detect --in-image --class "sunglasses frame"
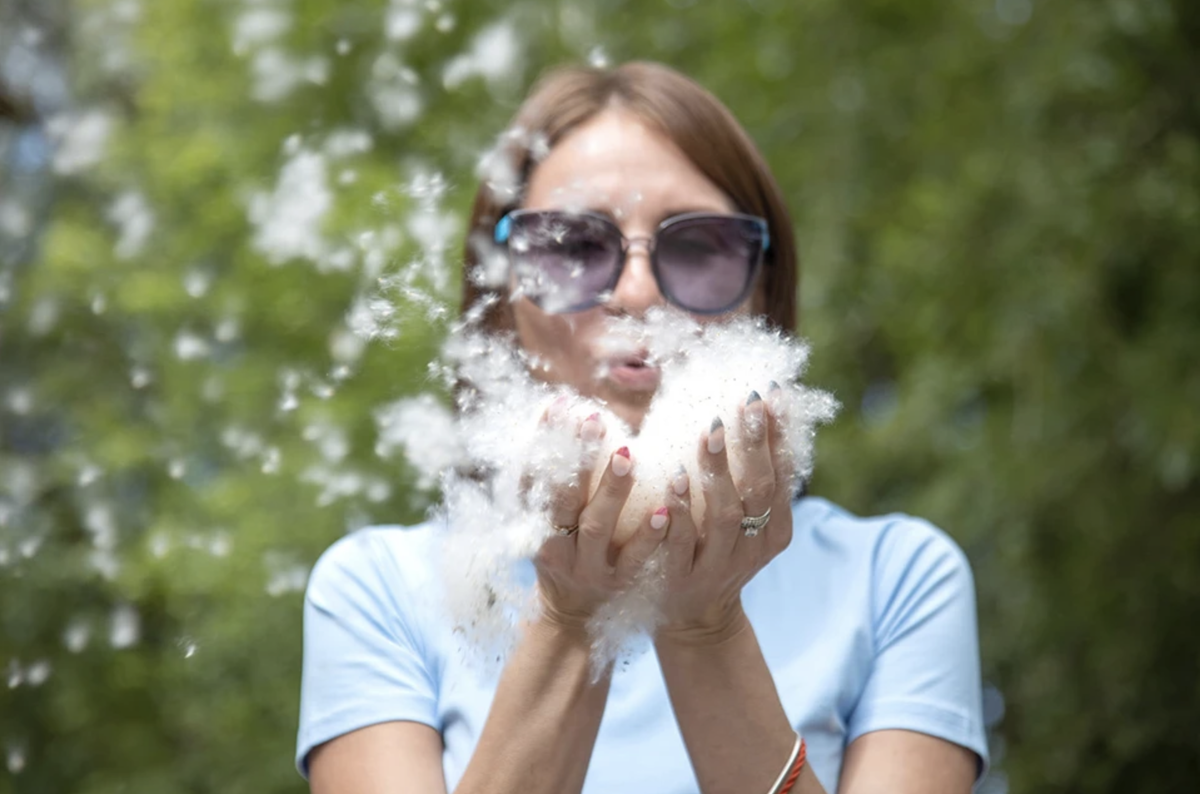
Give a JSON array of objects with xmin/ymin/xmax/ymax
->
[{"xmin": 493, "ymin": 209, "xmax": 771, "ymax": 315}]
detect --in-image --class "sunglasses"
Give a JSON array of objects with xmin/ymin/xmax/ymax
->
[{"xmin": 493, "ymin": 209, "xmax": 770, "ymax": 315}]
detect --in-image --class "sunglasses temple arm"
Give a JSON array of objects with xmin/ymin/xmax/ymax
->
[{"xmin": 494, "ymin": 214, "xmax": 512, "ymax": 244}]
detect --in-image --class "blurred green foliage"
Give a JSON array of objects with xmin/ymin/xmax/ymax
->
[{"xmin": 1, "ymin": 0, "xmax": 1197, "ymax": 792}]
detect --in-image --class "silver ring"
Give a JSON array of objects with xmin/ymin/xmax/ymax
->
[
  {"xmin": 550, "ymin": 521, "xmax": 579, "ymax": 537},
  {"xmin": 740, "ymin": 506, "xmax": 771, "ymax": 537}
]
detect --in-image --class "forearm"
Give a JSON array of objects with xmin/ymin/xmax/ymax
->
[
  {"xmin": 655, "ymin": 606, "xmax": 825, "ymax": 794},
  {"xmin": 454, "ymin": 617, "xmax": 610, "ymax": 794}
]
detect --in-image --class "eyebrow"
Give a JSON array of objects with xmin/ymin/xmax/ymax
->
[
  {"xmin": 578, "ymin": 205, "xmax": 733, "ymax": 226},
  {"xmin": 657, "ymin": 206, "xmax": 732, "ymax": 221}
]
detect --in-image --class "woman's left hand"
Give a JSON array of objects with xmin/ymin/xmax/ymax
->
[{"xmin": 657, "ymin": 387, "xmax": 795, "ymax": 643}]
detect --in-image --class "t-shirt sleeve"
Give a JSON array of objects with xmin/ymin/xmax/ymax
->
[
  {"xmin": 846, "ymin": 518, "xmax": 989, "ymax": 777},
  {"xmin": 295, "ymin": 529, "xmax": 440, "ymax": 779}
]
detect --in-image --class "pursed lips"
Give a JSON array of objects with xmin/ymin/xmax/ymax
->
[{"xmin": 599, "ymin": 351, "xmax": 662, "ymax": 392}]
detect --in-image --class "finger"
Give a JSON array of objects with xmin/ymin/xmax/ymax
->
[
  {"xmin": 526, "ymin": 395, "xmax": 569, "ymax": 510},
  {"xmin": 536, "ymin": 532, "xmax": 577, "ymax": 572},
  {"xmin": 736, "ymin": 391, "xmax": 777, "ymax": 520},
  {"xmin": 764, "ymin": 382, "xmax": 796, "ymax": 552},
  {"xmin": 664, "ymin": 466, "xmax": 698, "ymax": 579},
  {"xmin": 546, "ymin": 412, "xmax": 605, "ymax": 530},
  {"xmin": 614, "ymin": 506, "xmax": 669, "ymax": 587},
  {"xmin": 575, "ymin": 446, "xmax": 635, "ymax": 579},
  {"xmin": 545, "ymin": 393, "xmax": 570, "ymax": 422},
  {"xmin": 695, "ymin": 417, "xmax": 745, "ymax": 567},
  {"xmin": 766, "ymin": 380, "xmax": 796, "ymax": 496}
]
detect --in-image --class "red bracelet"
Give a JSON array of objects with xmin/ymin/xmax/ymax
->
[{"xmin": 776, "ymin": 737, "xmax": 807, "ymax": 794}]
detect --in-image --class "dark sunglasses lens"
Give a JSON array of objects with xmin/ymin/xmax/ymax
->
[
  {"xmin": 656, "ymin": 217, "xmax": 764, "ymax": 313},
  {"xmin": 508, "ymin": 213, "xmax": 621, "ymax": 312}
]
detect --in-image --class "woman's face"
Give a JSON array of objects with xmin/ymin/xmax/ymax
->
[{"xmin": 511, "ymin": 107, "xmax": 759, "ymax": 432}]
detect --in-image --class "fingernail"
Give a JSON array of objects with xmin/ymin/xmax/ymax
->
[
  {"xmin": 544, "ymin": 395, "xmax": 566, "ymax": 426},
  {"xmin": 580, "ymin": 412, "xmax": 603, "ymax": 442},
  {"xmin": 547, "ymin": 394, "xmax": 569, "ymax": 423},
  {"xmin": 672, "ymin": 465, "xmax": 690, "ymax": 496},
  {"xmin": 707, "ymin": 418, "xmax": 725, "ymax": 455},
  {"xmin": 766, "ymin": 381, "xmax": 782, "ymax": 416},
  {"xmin": 745, "ymin": 392, "xmax": 765, "ymax": 426},
  {"xmin": 650, "ymin": 507, "xmax": 669, "ymax": 531},
  {"xmin": 612, "ymin": 446, "xmax": 632, "ymax": 477}
]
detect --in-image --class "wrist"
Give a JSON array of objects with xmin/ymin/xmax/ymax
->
[
  {"xmin": 532, "ymin": 606, "xmax": 593, "ymax": 639},
  {"xmin": 656, "ymin": 598, "xmax": 750, "ymax": 648},
  {"xmin": 524, "ymin": 612, "xmax": 614, "ymax": 688},
  {"xmin": 535, "ymin": 579, "xmax": 600, "ymax": 633}
]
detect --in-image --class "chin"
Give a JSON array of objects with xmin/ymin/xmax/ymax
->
[{"xmin": 608, "ymin": 397, "xmax": 651, "ymax": 435}]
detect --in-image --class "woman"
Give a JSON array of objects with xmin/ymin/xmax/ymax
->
[{"xmin": 297, "ymin": 62, "xmax": 988, "ymax": 793}]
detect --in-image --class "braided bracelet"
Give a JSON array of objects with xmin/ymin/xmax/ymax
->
[
  {"xmin": 777, "ymin": 735, "xmax": 807, "ymax": 794},
  {"xmin": 767, "ymin": 732, "xmax": 807, "ymax": 794}
]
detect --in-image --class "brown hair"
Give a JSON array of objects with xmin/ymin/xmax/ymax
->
[{"xmin": 460, "ymin": 61, "xmax": 798, "ymax": 333}]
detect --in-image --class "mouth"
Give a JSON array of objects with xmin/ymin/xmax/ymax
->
[{"xmin": 601, "ymin": 351, "xmax": 662, "ymax": 392}]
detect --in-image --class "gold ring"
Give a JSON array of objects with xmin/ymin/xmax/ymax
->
[{"xmin": 550, "ymin": 521, "xmax": 579, "ymax": 537}]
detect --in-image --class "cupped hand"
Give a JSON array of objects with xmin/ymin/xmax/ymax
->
[
  {"xmin": 532, "ymin": 406, "xmax": 668, "ymax": 630},
  {"xmin": 657, "ymin": 386, "xmax": 796, "ymax": 643}
]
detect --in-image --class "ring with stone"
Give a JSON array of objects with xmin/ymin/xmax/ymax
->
[
  {"xmin": 550, "ymin": 521, "xmax": 579, "ymax": 538},
  {"xmin": 740, "ymin": 506, "xmax": 771, "ymax": 537}
]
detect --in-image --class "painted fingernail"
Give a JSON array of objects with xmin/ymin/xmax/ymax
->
[
  {"xmin": 612, "ymin": 446, "xmax": 632, "ymax": 477},
  {"xmin": 547, "ymin": 394, "xmax": 569, "ymax": 424},
  {"xmin": 672, "ymin": 465, "xmax": 690, "ymax": 496},
  {"xmin": 766, "ymin": 381, "xmax": 782, "ymax": 416},
  {"xmin": 707, "ymin": 418, "xmax": 725, "ymax": 455},
  {"xmin": 580, "ymin": 412, "xmax": 603, "ymax": 442},
  {"xmin": 650, "ymin": 506, "xmax": 669, "ymax": 531},
  {"xmin": 745, "ymin": 391, "xmax": 765, "ymax": 426}
]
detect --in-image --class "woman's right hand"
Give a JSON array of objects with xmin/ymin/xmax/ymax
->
[{"xmin": 532, "ymin": 410, "xmax": 669, "ymax": 629}]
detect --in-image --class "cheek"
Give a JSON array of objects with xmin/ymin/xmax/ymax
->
[
  {"xmin": 750, "ymin": 282, "xmax": 769, "ymax": 317},
  {"xmin": 694, "ymin": 281, "xmax": 768, "ymax": 327},
  {"xmin": 512, "ymin": 302, "xmax": 601, "ymax": 374},
  {"xmin": 744, "ymin": 271, "xmax": 770, "ymax": 318}
]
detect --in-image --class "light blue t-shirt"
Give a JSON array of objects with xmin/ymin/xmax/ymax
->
[{"xmin": 297, "ymin": 496, "xmax": 989, "ymax": 792}]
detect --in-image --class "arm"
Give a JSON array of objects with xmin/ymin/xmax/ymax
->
[
  {"xmin": 655, "ymin": 606, "xmax": 827, "ymax": 794},
  {"xmin": 838, "ymin": 730, "xmax": 975, "ymax": 793},
  {"xmin": 838, "ymin": 517, "xmax": 987, "ymax": 792},
  {"xmin": 653, "ymin": 395, "xmax": 826, "ymax": 794},
  {"xmin": 654, "ymin": 394, "xmax": 982, "ymax": 794},
  {"xmin": 656, "ymin": 614, "xmax": 975, "ymax": 794},
  {"xmin": 303, "ymin": 423, "xmax": 667, "ymax": 794},
  {"xmin": 310, "ymin": 617, "xmax": 611, "ymax": 794}
]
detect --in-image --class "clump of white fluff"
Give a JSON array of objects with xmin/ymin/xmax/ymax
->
[
  {"xmin": 391, "ymin": 309, "xmax": 838, "ymax": 674},
  {"xmin": 585, "ymin": 310, "xmax": 839, "ymax": 545}
]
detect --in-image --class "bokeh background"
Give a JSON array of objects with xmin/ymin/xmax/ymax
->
[{"xmin": 2, "ymin": 0, "xmax": 1198, "ymax": 792}]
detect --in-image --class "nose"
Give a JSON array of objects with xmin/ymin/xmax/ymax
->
[{"xmin": 607, "ymin": 239, "xmax": 664, "ymax": 316}]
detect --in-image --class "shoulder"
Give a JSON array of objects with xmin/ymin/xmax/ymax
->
[
  {"xmin": 791, "ymin": 495, "xmax": 973, "ymax": 583},
  {"xmin": 790, "ymin": 500, "xmax": 988, "ymax": 773},
  {"xmin": 297, "ymin": 519, "xmax": 448, "ymax": 778},
  {"xmin": 779, "ymin": 495, "xmax": 978, "ymax": 640},
  {"xmin": 305, "ymin": 518, "xmax": 446, "ymax": 617}
]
